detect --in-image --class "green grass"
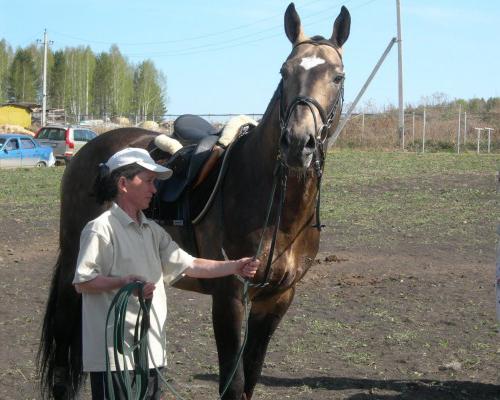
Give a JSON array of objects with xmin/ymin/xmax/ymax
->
[
  {"xmin": 0, "ymin": 167, "xmax": 64, "ymax": 222},
  {"xmin": 1, "ymin": 151, "xmax": 499, "ymax": 251},
  {"xmin": 322, "ymin": 150, "xmax": 500, "ymax": 250}
]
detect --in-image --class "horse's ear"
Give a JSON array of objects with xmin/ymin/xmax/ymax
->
[
  {"xmin": 330, "ymin": 6, "xmax": 351, "ymax": 48},
  {"xmin": 285, "ymin": 3, "xmax": 307, "ymax": 45}
]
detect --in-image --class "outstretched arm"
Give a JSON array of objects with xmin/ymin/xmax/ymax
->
[{"xmin": 185, "ymin": 257, "xmax": 260, "ymax": 279}]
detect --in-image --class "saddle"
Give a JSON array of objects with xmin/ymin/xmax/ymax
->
[
  {"xmin": 149, "ymin": 114, "xmax": 257, "ymax": 255},
  {"xmin": 158, "ymin": 115, "xmax": 223, "ymax": 203}
]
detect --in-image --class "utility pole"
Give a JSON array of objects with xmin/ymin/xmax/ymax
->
[
  {"xmin": 39, "ymin": 29, "xmax": 51, "ymax": 126},
  {"xmin": 396, "ymin": 0, "xmax": 404, "ymax": 148}
]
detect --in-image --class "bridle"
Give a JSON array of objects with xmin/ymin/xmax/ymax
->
[
  {"xmin": 247, "ymin": 40, "xmax": 345, "ymax": 288},
  {"xmin": 279, "ymin": 39, "xmax": 345, "ymax": 154}
]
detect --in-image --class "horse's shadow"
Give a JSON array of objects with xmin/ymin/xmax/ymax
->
[{"xmin": 194, "ymin": 374, "xmax": 500, "ymax": 399}]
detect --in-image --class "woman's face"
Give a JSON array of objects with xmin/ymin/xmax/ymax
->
[{"xmin": 118, "ymin": 169, "xmax": 157, "ymax": 211}]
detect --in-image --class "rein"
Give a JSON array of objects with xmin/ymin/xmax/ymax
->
[{"xmin": 247, "ymin": 41, "xmax": 344, "ymax": 288}]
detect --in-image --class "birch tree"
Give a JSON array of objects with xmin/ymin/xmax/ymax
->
[
  {"xmin": 134, "ymin": 60, "xmax": 166, "ymax": 121},
  {"xmin": 0, "ymin": 39, "xmax": 13, "ymax": 102}
]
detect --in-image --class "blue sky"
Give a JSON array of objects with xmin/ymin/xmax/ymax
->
[{"xmin": 2, "ymin": 0, "xmax": 499, "ymax": 115}]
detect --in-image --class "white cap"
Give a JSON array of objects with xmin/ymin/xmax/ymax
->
[{"xmin": 105, "ymin": 147, "xmax": 172, "ymax": 180}]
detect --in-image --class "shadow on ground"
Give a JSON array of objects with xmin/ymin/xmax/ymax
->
[{"xmin": 194, "ymin": 374, "xmax": 500, "ymax": 400}]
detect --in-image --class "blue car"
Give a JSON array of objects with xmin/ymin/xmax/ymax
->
[{"xmin": 0, "ymin": 133, "xmax": 55, "ymax": 168}]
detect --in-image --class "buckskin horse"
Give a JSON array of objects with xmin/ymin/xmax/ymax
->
[{"xmin": 38, "ymin": 3, "xmax": 350, "ymax": 399}]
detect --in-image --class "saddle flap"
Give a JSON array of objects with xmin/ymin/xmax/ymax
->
[{"xmin": 159, "ymin": 135, "xmax": 219, "ymax": 203}]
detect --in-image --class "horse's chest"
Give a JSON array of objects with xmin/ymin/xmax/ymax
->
[{"xmin": 268, "ymin": 232, "xmax": 319, "ymax": 287}]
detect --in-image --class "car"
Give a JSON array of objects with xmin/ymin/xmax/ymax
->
[
  {"xmin": 35, "ymin": 125, "xmax": 97, "ymax": 164},
  {"xmin": 0, "ymin": 133, "xmax": 55, "ymax": 168}
]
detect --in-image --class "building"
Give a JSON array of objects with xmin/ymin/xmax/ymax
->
[{"xmin": 0, "ymin": 103, "xmax": 41, "ymax": 128}]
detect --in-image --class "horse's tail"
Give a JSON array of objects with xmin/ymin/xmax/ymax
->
[{"xmin": 37, "ymin": 254, "xmax": 83, "ymax": 399}]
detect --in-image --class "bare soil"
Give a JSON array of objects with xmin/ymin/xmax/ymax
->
[{"xmin": 0, "ymin": 181, "xmax": 499, "ymax": 399}]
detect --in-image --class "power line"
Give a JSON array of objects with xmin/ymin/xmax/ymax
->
[{"xmin": 49, "ymin": 0, "xmax": 376, "ymax": 51}]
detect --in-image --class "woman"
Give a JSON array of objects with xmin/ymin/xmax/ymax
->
[{"xmin": 73, "ymin": 147, "xmax": 259, "ymax": 399}]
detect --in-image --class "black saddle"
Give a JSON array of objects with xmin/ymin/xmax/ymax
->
[
  {"xmin": 173, "ymin": 114, "xmax": 219, "ymax": 145},
  {"xmin": 159, "ymin": 115, "xmax": 220, "ymax": 202}
]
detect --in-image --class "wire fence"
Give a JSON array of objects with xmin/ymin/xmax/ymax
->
[{"xmin": 52, "ymin": 105, "xmax": 499, "ymax": 153}]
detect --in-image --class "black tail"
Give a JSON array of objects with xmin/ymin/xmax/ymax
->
[{"xmin": 37, "ymin": 255, "xmax": 83, "ymax": 399}]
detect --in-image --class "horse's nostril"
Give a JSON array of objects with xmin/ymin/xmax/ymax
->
[{"xmin": 306, "ymin": 134, "xmax": 316, "ymax": 149}]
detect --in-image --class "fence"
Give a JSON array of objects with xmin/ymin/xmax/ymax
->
[
  {"xmin": 335, "ymin": 106, "xmax": 499, "ymax": 153},
  {"xmin": 47, "ymin": 106, "xmax": 499, "ymax": 153}
]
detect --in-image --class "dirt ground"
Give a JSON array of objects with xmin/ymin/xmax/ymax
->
[{"xmin": 0, "ymin": 179, "xmax": 499, "ymax": 399}]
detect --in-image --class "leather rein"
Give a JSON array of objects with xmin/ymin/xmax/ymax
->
[{"xmin": 247, "ymin": 40, "xmax": 345, "ymax": 288}]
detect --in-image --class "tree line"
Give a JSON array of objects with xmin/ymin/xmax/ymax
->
[{"xmin": 0, "ymin": 39, "xmax": 166, "ymax": 121}]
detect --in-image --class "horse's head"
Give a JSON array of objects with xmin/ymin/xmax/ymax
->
[{"xmin": 279, "ymin": 3, "xmax": 350, "ymax": 169}]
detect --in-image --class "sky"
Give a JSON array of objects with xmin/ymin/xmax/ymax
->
[{"xmin": 2, "ymin": 0, "xmax": 499, "ymax": 116}]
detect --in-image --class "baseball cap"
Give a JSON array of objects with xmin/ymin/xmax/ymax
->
[{"xmin": 104, "ymin": 147, "xmax": 173, "ymax": 180}]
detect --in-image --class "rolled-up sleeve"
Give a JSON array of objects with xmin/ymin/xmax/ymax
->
[
  {"xmin": 73, "ymin": 225, "xmax": 113, "ymax": 284},
  {"xmin": 159, "ymin": 233, "xmax": 194, "ymax": 285}
]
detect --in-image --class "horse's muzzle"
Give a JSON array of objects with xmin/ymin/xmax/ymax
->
[{"xmin": 280, "ymin": 128, "xmax": 316, "ymax": 169}]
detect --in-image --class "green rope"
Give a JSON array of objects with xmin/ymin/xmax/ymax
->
[
  {"xmin": 105, "ymin": 279, "xmax": 251, "ymax": 400},
  {"xmin": 104, "ymin": 282, "xmax": 151, "ymax": 400}
]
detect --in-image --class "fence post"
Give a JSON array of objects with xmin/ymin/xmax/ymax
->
[
  {"xmin": 496, "ymin": 168, "xmax": 499, "ymax": 328},
  {"xmin": 412, "ymin": 111, "xmax": 415, "ymax": 145},
  {"xmin": 422, "ymin": 108, "xmax": 426, "ymax": 153},
  {"xmin": 361, "ymin": 113, "xmax": 365, "ymax": 147},
  {"xmin": 475, "ymin": 127, "xmax": 483, "ymax": 154},
  {"xmin": 485, "ymin": 128, "xmax": 494, "ymax": 153},
  {"xmin": 463, "ymin": 111, "xmax": 467, "ymax": 146},
  {"xmin": 457, "ymin": 104, "xmax": 461, "ymax": 154}
]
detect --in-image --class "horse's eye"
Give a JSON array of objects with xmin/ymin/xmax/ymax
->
[
  {"xmin": 280, "ymin": 65, "xmax": 289, "ymax": 79},
  {"xmin": 333, "ymin": 74, "xmax": 344, "ymax": 84}
]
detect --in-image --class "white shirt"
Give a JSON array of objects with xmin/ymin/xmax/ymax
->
[{"xmin": 73, "ymin": 203, "xmax": 194, "ymax": 372}]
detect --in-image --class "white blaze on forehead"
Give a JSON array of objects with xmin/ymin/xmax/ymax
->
[{"xmin": 300, "ymin": 56, "xmax": 325, "ymax": 70}]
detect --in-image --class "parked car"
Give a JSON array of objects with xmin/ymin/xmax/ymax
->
[
  {"xmin": 35, "ymin": 125, "xmax": 97, "ymax": 164},
  {"xmin": 0, "ymin": 133, "xmax": 55, "ymax": 168}
]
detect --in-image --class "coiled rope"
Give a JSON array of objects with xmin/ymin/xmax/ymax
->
[{"xmin": 105, "ymin": 280, "xmax": 251, "ymax": 400}]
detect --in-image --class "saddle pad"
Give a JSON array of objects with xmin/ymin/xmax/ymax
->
[{"xmin": 173, "ymin": 114, "xmax": 218, "ymax": 144}]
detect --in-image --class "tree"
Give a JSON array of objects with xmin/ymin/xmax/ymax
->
[
  {"xmin": 93, "ymin": 51, "xmax": 113, "ymax": 118},
  {"xmin": 134, "ymin": 60, "xmax": 166, "ymax": 121},
  {"xmin": 108, "ymin": 45, "xmax": 134, "ymax": 117},
  {"xmin": 0, "ymin": 39, "xmax": 13, "ymax": 103},
  {"xmin": 62, "ymin": 46, "xmax": 96, "ymax": 120},
  {"xmin": 49, "ymin": 50, "xmax": 66, "ymax": 108},
  {"xmin": 8, "ymin": 48, "xmax": 38, "ymax": 102}
]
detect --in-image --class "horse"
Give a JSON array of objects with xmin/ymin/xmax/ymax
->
[{"xmin": 37, "ymin": 3, "xmax": 350, "ymax": 399}]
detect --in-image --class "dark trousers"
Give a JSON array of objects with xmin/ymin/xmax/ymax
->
[{"xmin": 90, "ymin": 369, "xmax": 162, "ymax": 400}]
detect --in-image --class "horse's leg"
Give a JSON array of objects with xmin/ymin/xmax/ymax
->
[
  {"xmin": 212, "ymin": 287, "xmax": 246, "ymax": 400},
  {"xmin": 243, "ymin": 286, "xmax": 295, "ymax": 400}
]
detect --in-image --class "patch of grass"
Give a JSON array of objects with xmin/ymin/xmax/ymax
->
[
  {"xmin": 0, "ymin": 167, "xmax": 64, "ymax": 222},
  {"xmin": 306, "ymin": 318, "xmax": 350, "ymax": 335},
  {"xmin": 341, "ymin": 351, "xmax": 376, "ymax": 366},
  {"xmin": 322, "ymin": 150, "xmax": 500, "ymax": 251}
]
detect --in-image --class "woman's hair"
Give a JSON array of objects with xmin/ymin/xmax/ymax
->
[{"xmin": 93, "ymin": 163, "xmax": 146, "ymax": 204}]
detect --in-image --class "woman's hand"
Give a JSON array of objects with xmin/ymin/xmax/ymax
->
[
  {"xmin": 235, "ymin": 257, "xmax": 260, "ymax": 278},
  {"xmin": 121, "ymin": 275, "xmax": 155, "ymax": 299}
]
